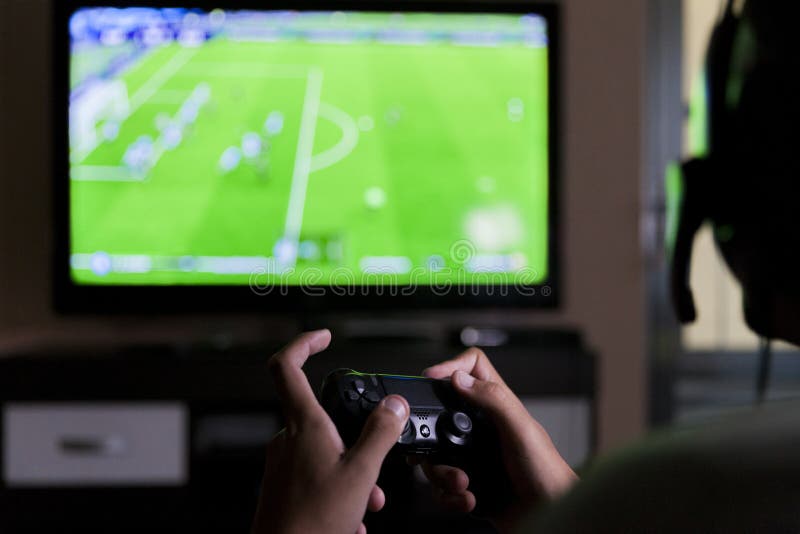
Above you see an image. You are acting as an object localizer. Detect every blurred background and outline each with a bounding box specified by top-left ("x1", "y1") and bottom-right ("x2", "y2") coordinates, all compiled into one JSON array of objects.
[{"x1": 1, "y1": 0, "x2": 797, "y2": 532}]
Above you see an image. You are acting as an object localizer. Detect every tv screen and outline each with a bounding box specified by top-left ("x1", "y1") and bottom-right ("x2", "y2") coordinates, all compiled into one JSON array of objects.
[{"x1": 57, "y1": 2, "x2": 558, "y2": 311}]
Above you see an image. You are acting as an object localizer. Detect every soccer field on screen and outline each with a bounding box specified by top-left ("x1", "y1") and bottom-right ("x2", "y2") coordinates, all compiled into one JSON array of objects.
[{"x1": 69, "y1": 10, "x2": 550, "y2": 286}]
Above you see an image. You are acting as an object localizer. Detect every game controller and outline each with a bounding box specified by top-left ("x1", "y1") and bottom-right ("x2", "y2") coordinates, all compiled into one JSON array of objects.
[{"x1": 320, "y1": 368, "x2": 513, "y2": 516}]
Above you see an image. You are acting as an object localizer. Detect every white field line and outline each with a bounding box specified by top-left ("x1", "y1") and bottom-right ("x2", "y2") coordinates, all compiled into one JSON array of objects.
[
  {"x1": 128, "y1": 47, "x2": 198, "y2": 113},
  {"x1": 74, "y1": 47, "x2": 197, "y2": 164},
  {"x1": 283, "y1": 68, "x2": 323, "y2": 248},
  {"x1": 73, "y1": 85, "x2": 211, "y2": 183},
  {"x1": 310, "y1": 102, "x2": 360, "y2": 173}
]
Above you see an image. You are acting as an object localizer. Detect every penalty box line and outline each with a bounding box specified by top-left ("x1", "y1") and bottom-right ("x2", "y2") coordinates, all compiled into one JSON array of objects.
[
  {"x1": 283, "y1": 67, "x2": 323, "y2": 260},
  {"x1": 74, "y1": 47, "x2": 198, "y2": 165},
  {"x1": 72, "y1": 65, "x2": 314, "y2": 183}
]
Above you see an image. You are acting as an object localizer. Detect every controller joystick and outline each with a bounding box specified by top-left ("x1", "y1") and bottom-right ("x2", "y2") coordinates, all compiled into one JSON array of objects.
[
  {"x1": 440, "y1": 411, "x2": 473, "y2": 445},
  {"x1": 399, "y1": 419, "x2": 416, "y2": 444}
]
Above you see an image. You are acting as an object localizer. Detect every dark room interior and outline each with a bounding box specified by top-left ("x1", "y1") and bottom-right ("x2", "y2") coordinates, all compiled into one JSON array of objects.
[{"x1": 2, "y1": 0, "x2": 799, "y2": 532}]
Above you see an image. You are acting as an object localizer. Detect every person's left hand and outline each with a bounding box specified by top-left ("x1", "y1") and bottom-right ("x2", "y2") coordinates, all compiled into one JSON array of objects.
[{"x1": 252, "y1": 330, "x2": 410, "y2": 534}]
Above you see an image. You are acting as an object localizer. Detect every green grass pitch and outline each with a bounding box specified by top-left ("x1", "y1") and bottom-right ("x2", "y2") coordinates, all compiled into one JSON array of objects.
[{"x1": 70, "y1": 31, "x2": 549, "y2": 286}]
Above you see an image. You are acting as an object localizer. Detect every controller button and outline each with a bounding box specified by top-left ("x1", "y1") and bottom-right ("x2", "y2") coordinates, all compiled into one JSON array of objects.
[
  {"x1": 360, "y1": 398, "x2": 377, "y2": 412},
  {"x1": 352, "y1": 378, "x2": 366, "y2": 394},
  {"x1": 420, "y1": 424, "x2": 431, "y2": 438},
  {"x1": 345, "y1": 390, "x2": 360, "y2": 401},
  {"x1": 453, "y1": 412, "x2": 473, "y2": 434},
  {"x1": 363, "y1": 391, "x2": 381, "y2": 403}
]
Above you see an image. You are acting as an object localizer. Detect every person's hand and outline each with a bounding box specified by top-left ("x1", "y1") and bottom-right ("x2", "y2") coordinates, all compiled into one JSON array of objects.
[
  {"x1": 420, "y1": 347, "x2": 578, "y2": 532},
  {"x1": 252, "y1": 330, "x2": 410, "y2": 534}
]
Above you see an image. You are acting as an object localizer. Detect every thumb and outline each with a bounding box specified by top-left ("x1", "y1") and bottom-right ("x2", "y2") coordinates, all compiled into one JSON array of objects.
[{"x1": 344, "y1": 395, "x2": 409, "y2": 482}]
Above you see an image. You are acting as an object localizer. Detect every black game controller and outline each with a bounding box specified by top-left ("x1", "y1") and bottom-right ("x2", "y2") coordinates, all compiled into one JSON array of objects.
[{"x1": 320, "y1": 369, "x2": 513, "y2": 516}]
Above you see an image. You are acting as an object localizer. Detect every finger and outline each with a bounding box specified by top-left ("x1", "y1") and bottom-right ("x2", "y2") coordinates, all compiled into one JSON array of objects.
[
  {"x1": 264, "y1": 428, "x2": 287, "y2": 456},
  {"x1": 450, "y1": 371, "x2": 574, "y2": 498},
  {"x1": 268, "y1": 330, "x2": 331, "y2": 425},
  {"x1": 356, "y1": 523, "x2": 367, "y2": 534},
  {"x1": 422, "y1": 347, "x2": 503, "y2": 384},
  {"x1": 367, "y1": 485, "x2": 385, "y2": 512},
  {"x1": 344, "y1": 395, "x2": 409, "y2": 485},
  {"x1": 449, "y1": 370, "x2": 530, "y2": 438},
  {"x1": 434, "y1": 488, "x2": 476, "y2": 514},
  {"x1": 421, "y1": 463, "x2": 469, "y2": 493}
]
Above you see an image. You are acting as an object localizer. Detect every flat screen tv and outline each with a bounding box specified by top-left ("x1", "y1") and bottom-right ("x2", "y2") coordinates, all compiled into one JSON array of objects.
[{"x1": 54, "y1": 0, "x2": 559, "y2": 312}]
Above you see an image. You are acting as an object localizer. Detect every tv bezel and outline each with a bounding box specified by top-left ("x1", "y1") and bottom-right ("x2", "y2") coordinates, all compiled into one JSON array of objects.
[{"x1": 53, "y1": 0, "x2": 560, "y2": 314}]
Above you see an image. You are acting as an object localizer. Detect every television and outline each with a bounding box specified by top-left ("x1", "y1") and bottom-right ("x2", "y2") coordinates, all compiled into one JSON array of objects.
[{"x1": 54, "y1": 1, "x2": 559, "y2": 312}]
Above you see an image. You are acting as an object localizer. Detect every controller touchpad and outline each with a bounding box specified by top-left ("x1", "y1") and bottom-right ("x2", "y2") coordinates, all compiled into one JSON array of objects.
[{"x1": 380, "y1": 377, "x2": 440, "y2": 406}]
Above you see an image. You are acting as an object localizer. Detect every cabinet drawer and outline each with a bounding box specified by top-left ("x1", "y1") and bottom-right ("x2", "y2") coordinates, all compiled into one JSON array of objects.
[{"x1": 3, "y1": 403, "x2": 187, "y2": 487}]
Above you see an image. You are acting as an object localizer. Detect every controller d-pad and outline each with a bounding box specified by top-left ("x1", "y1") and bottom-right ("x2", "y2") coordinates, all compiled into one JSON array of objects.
[{"x1": 352, "y1": 378, "x2": 366, "y2": 394}]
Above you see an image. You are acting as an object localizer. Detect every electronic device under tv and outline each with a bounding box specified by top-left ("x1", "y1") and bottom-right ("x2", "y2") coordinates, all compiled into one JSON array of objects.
[{"x1": 54, "y1": 0, "x2": 559, "y2": 312}]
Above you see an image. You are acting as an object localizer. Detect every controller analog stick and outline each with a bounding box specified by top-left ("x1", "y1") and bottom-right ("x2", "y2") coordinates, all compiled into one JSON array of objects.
[
  {"x1": 452, "y1": 412, "x2": 473, "y2": 435},
  {"x1": 440, "y1": 411, "x2": 472, "y2": 445},
  {"x1": 398, "y1": 419, "x2": 416, "y2": 444}
]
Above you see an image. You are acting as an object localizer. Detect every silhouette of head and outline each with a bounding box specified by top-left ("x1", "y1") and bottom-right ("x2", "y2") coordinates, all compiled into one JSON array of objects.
[{"x1": 671, "y1": 1, "x2": 800, "y2": 344}]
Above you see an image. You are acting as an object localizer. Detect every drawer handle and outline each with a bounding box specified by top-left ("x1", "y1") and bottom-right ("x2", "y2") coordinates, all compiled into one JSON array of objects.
[{"x1": 58, "y1": 435, "x2": 127, "y2": 456}]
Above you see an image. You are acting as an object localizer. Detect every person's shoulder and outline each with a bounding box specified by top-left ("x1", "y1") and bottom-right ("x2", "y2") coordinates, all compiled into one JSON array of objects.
[{"x1": 518, "y1": 400, "x2": 800, "y2": 534}]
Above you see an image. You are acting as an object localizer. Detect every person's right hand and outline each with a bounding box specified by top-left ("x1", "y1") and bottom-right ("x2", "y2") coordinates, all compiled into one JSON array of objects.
[{"x1": 420, "y1": 347, "x2": 578, "y2": 532}]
